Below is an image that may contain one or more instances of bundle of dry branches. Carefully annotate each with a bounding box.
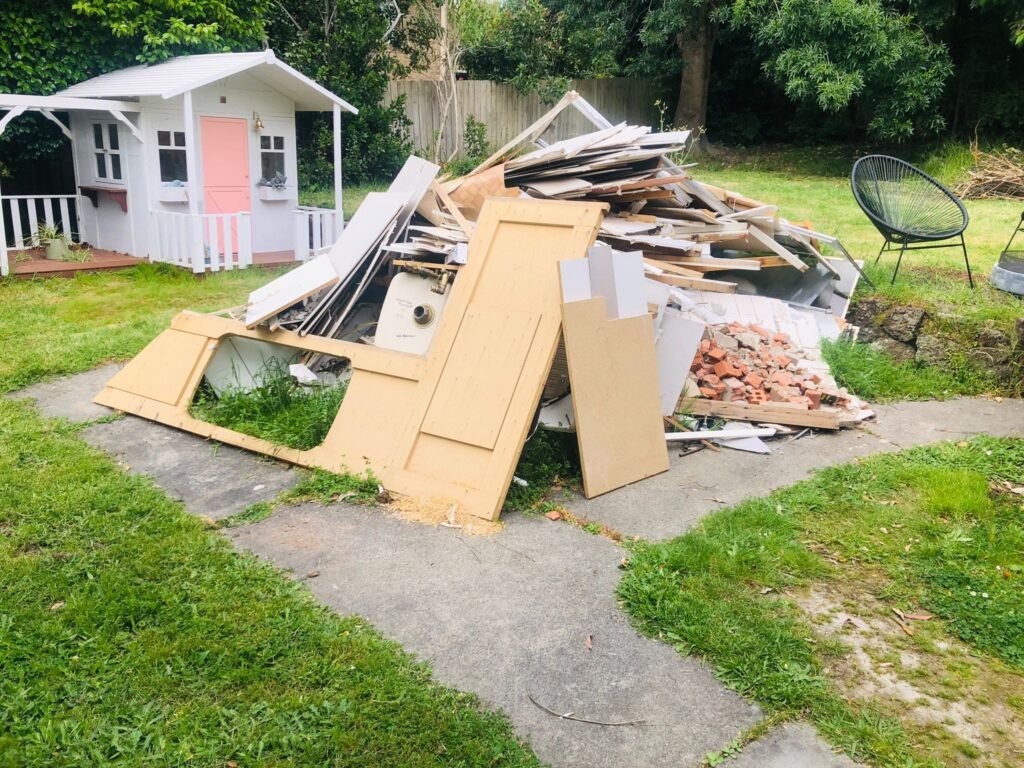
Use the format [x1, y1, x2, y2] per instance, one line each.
[956, 145, 1024, 200]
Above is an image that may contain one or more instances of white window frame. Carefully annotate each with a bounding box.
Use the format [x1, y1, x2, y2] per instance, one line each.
[259, 134, 286, 181]
[92, 123, 124, 184]
[156, 129, 188, 183]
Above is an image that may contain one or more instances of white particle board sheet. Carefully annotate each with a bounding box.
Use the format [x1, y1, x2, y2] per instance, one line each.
[326, 192, 405, 277]
[587, 244, 646, 320]
[245, 255, 338, 327]
[656, 307, 705, 416]
[559, 259, 593, 304]
[388, 156, 441, 230]
[245, 192, 404, 328]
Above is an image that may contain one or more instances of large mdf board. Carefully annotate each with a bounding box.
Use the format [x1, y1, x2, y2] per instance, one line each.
[390, 199, 607, 520]
[421, 308, 540, 449]
[103, 329, 210, 406]
[561, 297, 669, 497]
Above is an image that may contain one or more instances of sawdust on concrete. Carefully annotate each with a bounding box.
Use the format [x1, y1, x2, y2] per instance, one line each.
[793, 582, 1024, 767]
[386, 495, 503, 536]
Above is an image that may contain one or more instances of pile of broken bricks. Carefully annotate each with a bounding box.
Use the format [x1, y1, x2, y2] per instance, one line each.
[690, 323, 854, 411]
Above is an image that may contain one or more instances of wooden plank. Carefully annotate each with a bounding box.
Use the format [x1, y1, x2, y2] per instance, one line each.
[648, 272, 737, 293]
[683, 398, 842, 430]
[561, 296, 669, 498]
[744, 223, 809, 272]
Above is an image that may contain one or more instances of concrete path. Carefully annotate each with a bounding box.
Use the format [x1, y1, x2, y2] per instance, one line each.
[15, 368, 1021, 766]
[565, 398, 1024, 540]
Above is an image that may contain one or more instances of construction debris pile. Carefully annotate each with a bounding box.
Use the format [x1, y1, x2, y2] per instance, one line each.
[96, 92, 875, 524]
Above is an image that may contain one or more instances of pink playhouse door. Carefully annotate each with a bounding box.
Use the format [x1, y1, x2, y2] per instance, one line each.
[200, 116, 250, 258]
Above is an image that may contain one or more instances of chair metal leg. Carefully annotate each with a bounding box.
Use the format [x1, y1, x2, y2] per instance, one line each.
[891, 243, 907, 285]
[875, 241, 888, 265]
[960, 234, 974, 289]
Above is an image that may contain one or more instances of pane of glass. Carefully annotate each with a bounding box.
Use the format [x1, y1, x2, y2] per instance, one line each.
[261, 152, 285, 180]
[260, 135, 271, 150]
[95, 153, 107, 178]
[173, 131, 186, 147]
[273, 136, 284, 150]
[157, 130, 170, 146]
[159, 149, 188, 183]
[93, 124, 104, 149]
[108, 125, 119, 150]
[111, 153, 122, 180]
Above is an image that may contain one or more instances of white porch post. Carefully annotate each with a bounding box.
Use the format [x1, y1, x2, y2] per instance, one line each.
[0, 176, 8, 277]
[333, 104, 344, 228]
[182, 90, 204, 272]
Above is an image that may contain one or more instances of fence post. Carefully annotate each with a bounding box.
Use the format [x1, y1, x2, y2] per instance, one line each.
[237, 212, 252, 268]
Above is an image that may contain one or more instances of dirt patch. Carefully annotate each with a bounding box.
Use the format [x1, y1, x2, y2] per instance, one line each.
[793, 582, 1024, 767]
[386, 495, 503, 536]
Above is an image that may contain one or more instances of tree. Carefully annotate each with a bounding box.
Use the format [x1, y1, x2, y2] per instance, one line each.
[71, 0, 269, 61]
[550, 0, 952, 140]
[266, 1, 436, 183]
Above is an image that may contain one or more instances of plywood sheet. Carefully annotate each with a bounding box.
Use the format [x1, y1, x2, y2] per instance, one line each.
[561, 296, 669, 498]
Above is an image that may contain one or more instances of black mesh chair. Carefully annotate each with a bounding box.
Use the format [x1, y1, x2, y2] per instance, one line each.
[851, 155, 974, 287]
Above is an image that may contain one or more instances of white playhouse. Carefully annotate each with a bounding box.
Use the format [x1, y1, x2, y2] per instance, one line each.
[0, 50, 356, 276]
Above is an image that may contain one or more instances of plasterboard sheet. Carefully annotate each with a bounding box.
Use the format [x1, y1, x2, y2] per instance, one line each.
[656, 307, 705, 416]
[539, 394, 575, 432]
[204, 337, 300, 395]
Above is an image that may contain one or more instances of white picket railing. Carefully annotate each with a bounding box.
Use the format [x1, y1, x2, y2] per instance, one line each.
[1, 194, 82, 276]
[150, 209, 253, 273]
[2, 194, 80, 250]
[294, 206, 343, 262]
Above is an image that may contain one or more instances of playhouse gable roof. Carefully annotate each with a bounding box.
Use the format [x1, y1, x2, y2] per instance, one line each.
[57, 50, 357, 114]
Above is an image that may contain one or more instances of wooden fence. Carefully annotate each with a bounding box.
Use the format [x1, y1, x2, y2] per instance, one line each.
[385, 78, 670, 161]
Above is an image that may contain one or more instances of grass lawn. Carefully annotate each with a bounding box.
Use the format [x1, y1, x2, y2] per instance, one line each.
[0, 398, 541, 767]
[618, 437, 1024, 767]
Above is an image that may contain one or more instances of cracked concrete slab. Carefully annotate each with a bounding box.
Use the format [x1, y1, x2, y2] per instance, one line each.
[83, 417, 302, 520]
[229, 504, 761, 768]
[729, 723, 858, 767]
[564, 397, 1024, 541]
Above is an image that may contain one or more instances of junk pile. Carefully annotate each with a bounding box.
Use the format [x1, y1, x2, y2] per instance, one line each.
[95, 91, 873, 522]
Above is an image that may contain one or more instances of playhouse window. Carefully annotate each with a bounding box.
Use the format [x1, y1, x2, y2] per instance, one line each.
[260, 135, 285, 180]
[157, 130, 188, 183]
[92, 123, 122, 182]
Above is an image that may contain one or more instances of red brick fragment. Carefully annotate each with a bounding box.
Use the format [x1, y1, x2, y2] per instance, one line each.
[700, 339, 711, 354]
[706, 347, 727, 363]
[713, 360, 740, 379]
[699, 387, 721, 400]
[750, 324, 770, 339]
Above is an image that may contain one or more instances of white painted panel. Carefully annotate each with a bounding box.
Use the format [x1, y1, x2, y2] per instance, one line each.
[656, 307, 705, 416]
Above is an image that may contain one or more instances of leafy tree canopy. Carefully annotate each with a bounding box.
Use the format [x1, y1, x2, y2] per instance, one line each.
[71, 0, 269, 62]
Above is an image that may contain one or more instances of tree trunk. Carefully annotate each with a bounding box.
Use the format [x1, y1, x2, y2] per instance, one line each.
[673, 9, 716, 133]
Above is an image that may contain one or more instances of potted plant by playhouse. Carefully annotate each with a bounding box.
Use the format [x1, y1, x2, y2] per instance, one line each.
[26, 223, 70, 260]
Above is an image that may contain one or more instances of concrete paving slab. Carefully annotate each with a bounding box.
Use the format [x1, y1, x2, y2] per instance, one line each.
[229, 505, 762, 768]
[83, 417, 302, 520]
[9, 363, 122, 423]
[729, 723, 859, 767]
[566, 397, 1024, 541]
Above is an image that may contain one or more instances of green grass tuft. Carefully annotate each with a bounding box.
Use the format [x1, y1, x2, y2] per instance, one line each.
[821, 339, 993, 401]
[503, 429, 581, 512]
[282, 468, 381, 507]
[190, 361, 347, 451]
[618, 436, 1024, 766]
[0, 398, 542, 767]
